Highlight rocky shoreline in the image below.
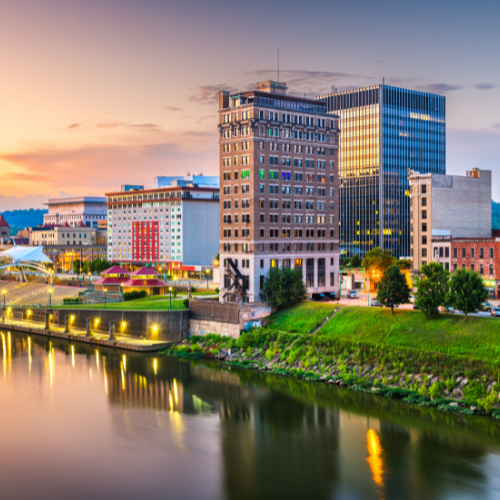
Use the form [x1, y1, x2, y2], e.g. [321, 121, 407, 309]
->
[161, 330, 500, 419]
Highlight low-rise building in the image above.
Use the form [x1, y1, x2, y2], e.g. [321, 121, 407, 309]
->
[0, 215, 10, 243]
[43, 196, 107, 228]
[105, 184, 220, 277]
[93, 266, 168, 295]
[409, 168, 492, 272]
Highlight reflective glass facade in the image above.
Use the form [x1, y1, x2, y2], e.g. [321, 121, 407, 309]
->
[318, 85, 445, 258]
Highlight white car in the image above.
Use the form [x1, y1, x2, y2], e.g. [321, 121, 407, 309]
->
[491, 307, 500, 317]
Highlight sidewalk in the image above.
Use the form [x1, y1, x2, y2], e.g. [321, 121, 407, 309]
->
[0, 317, 171, 352]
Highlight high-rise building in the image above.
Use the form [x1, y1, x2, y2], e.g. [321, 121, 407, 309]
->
[318, 84, 446, 258]
[105, 184, 219, 274]
[218, 80, 340, 303]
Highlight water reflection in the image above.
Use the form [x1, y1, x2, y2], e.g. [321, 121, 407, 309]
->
[1, 329, 500, 500]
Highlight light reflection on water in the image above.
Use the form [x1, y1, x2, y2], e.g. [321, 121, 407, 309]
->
[1, 329, 500, 500]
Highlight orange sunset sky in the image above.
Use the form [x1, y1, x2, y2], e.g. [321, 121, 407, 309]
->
[1, 0, 499, 209]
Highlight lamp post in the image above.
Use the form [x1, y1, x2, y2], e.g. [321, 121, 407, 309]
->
[104, 288, 107, 309]
[168, 287, 172, 310]
[2, 289, 6, 308]
[205, 269, 210, 289]
[88, 272, 91, 290]
[48, 288, 53, 308]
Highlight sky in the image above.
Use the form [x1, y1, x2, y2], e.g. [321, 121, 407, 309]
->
[0, 0, 499, 210]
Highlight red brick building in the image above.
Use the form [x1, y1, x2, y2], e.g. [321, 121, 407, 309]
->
[450, 237, 500, 298]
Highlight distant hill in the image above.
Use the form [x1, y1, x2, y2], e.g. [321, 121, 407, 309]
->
[0, 209, 47, 235]
[493, 201, 500, 230]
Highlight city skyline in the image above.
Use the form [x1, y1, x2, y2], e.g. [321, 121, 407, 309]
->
[1, 0, 500, 210]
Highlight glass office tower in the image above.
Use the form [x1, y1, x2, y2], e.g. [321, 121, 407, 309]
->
[318, 84, 445, 258]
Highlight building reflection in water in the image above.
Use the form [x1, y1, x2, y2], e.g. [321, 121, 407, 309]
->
[1, 329, 499, 500]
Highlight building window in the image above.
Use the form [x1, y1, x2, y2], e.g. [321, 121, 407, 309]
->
[422, 248, 427, 258]
[445, 247, 449, 258]
[490, 248, 494, 259]
[490, 265, 494, 275]
[422, 235, 427, 245]
[422, 210, 427, 220]
[445, 263, 449, 271]
[453, 247, 457, 259]
[453, 263, 457, 271]
[480, 247, 484, 259]
[471, 264, 475, 271]
[462, 247, 466, 259]
[421, 184, 427, 194]
[421, 197, 427, 207]
[471, 248, 475, 258]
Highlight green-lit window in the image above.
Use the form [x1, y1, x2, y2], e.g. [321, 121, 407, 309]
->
[260, 170, 264, 179]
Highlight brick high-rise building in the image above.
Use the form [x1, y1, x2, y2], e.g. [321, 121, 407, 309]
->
[218, 80, 340, 303]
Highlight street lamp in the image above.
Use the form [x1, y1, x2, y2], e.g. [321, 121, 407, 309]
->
[2, 289, 6, 308]
[88, 272, 91, 290]
[104, 288, 107, 309]
[48, 288, 53, 307]
[205, 269, 210, 289]
[168, 286, 172, 310]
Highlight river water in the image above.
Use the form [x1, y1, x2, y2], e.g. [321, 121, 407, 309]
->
[1, 330, 500, 500]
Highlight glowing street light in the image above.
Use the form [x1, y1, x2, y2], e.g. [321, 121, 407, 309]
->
[104, 288, 108, 309]
[88, 272, 91, 290]
[48, 288, 53, 308]
[205, 268, 210, 289]
[2, 289, 6, 308]
[168, 286, 172, 310]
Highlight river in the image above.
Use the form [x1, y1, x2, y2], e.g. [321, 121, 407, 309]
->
[1, 329, 500, 500]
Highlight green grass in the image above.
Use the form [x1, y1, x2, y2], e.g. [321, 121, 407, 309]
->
[317, 307, 500, 363]
[266, 302, 337, 334]
[54, 296, 187, 311]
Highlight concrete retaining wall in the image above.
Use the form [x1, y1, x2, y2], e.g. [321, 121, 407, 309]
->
[189, 319, 240, 338]
[2, 307, 189, 343]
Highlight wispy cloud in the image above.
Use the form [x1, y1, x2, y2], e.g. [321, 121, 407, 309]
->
[475, 83, 497, 90]
[66, 123, 81, 130]
[417, 83, 464, 93]
[188, 84, 236, 105]
[183, 131, 215, 137]
[164, 106, 182, 111]
[492, 123, 500, 129]
[96, 122, 162, 131]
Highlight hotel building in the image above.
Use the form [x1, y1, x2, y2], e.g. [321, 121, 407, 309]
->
[318, 84, 446, 258]
[105, 184, 219, 275]
[43, 196, 107, 228]
[218, 80, 340, 303]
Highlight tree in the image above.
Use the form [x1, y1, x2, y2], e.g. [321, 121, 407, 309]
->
[448, 268, 488, 320]
[349, 255, 362, 268]
[263, 267, 308, 309]
[362, 247, 394, 281]
[414, 262, 449, 319]
[377, 265, 410, 314]
[395, 259, 412, 270]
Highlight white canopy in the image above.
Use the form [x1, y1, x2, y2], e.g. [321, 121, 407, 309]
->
[0, 245, 52, 264]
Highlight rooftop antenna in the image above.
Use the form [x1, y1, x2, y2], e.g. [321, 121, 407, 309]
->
[277, 48, 279, 81]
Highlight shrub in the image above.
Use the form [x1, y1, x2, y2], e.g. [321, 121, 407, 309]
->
[63, 297, 79, 304]
[478, 390, 497, 413]
[418, 382, 428, 396]
[182, 298, 189, 309]
[215, 287, 219, 294]
[463, 381, 486, 402]
[123, 290, 147, 301]
[191, 343, 202, 353]
[429, 382, 442, 400]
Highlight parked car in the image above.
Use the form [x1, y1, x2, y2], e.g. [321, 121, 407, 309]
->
[491, 307, 500, 317]
[481, 301, 493, 312]
[440, 305, 455, 314]
[413, 303, 419, 310]
[347, 290, 359, 299]
[311, 293, 328, 302]
[371, 299, 381, 307]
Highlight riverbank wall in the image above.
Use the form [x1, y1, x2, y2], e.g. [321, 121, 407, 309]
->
[188, 300, 274, 337]
[1, 306, 189, 342]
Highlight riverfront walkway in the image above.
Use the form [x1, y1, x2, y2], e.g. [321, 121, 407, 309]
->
[0, 318, 170, 352]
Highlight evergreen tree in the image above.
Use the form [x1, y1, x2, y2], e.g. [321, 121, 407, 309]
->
[448, 268, 488, 320]
[414, 262, 449, 319]
[377, 265, 410, 314]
